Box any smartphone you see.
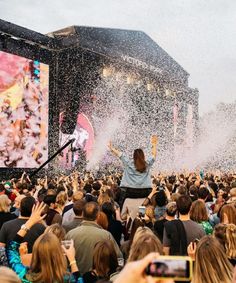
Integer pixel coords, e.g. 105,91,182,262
146,256,192,281
61,240,72,249
138,206,146,217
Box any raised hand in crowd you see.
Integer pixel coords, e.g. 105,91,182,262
18,202,46,238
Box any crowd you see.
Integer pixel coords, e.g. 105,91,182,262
0,136,235,283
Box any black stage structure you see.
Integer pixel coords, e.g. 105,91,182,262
0,19,199,176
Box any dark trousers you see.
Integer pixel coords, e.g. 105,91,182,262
119,187,152,210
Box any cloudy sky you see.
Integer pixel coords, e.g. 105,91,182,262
1,0,236,115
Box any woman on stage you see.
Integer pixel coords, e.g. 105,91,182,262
108,135,158,217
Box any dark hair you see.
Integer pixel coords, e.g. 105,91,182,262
102,202,115,220
133,149,146,173
43,195,56,206
20,196,36,217
198,187,209,200
93,182,101,191
84,183,92,194
83,202,99,221
177,185,187,195
47,182,56,190
38,188,47,198
67,189,73,198
176,195,192,215
73,199,86,216
189,185,198,201
155,190,168,207
0,184,5,192
168,175,176,184
208,181,218,196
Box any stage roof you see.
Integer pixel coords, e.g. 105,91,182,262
0,19,189,80
49,25,189,80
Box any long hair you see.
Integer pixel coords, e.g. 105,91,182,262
190,200,209,222
30,232,67,283
92,240,118,278
55,191,68,210
97,192,111,206
133,149,146,173
128,232,163,262
132,226,153,246
193,236,233,283
225,224,236,259
96,211,109,230
220,204,236,225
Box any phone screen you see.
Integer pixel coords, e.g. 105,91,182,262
138,206,146,217
146,257,192,281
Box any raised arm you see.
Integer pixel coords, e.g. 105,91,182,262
150,135,158,159
108,141,121,157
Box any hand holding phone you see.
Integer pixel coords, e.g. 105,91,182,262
146,256,192,281
61,239,76,262
61,240,73,249
138,206,146,217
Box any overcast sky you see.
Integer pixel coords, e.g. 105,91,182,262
1,0,236,115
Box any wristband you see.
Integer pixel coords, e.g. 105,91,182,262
70,260,77,266
20,224,30,232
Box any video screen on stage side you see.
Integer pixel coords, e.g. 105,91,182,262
0,50,49,168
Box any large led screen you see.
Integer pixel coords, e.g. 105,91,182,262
0,50,49,168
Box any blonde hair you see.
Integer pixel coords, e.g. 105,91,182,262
128,231,163,262
72,191,84,202
145,206,155,223
100,185,110,194
44,223,66,241
56,191,67,209
97,192,111,206
132,226,153,245
225,224,236,259
193,236,233,283
30,232,67,283
0,195,11,213
0,267,20,283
